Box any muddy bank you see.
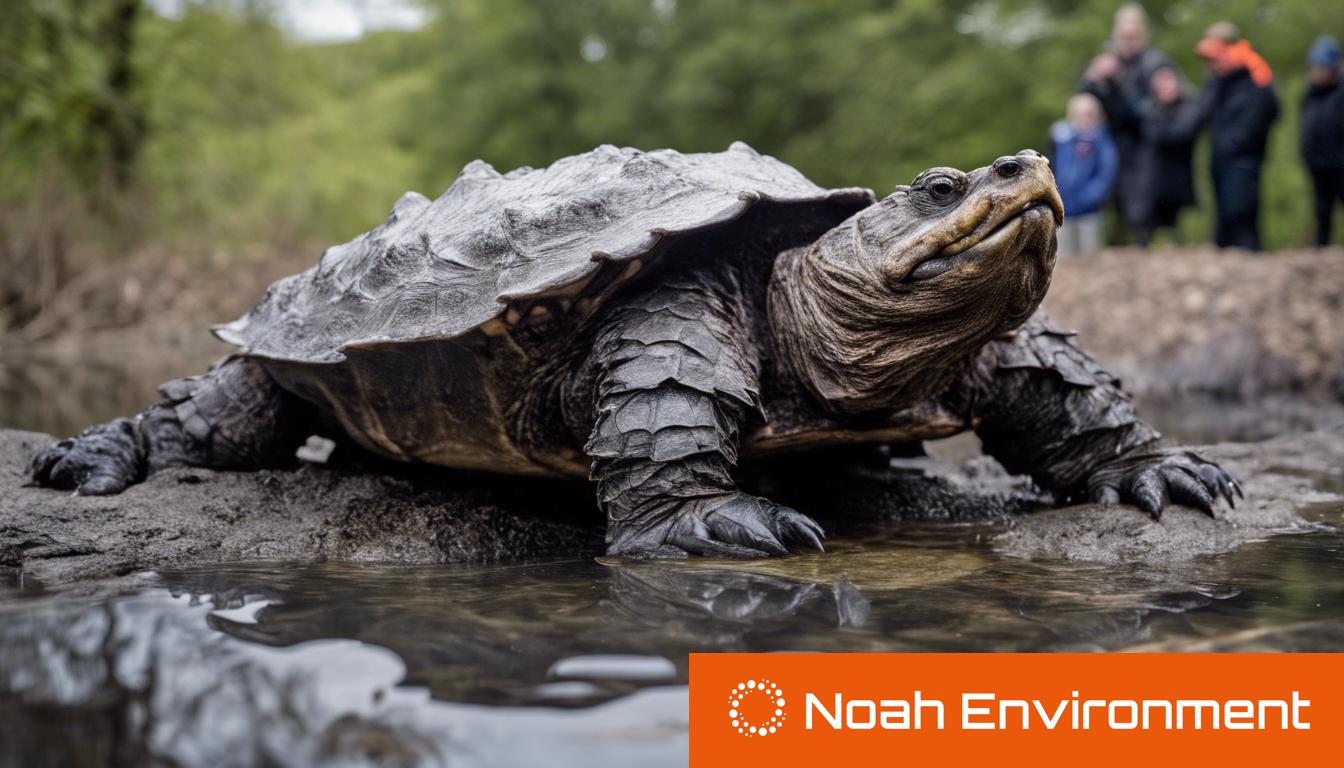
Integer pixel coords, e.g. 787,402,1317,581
1044,247,1344,398
4,426,1340,587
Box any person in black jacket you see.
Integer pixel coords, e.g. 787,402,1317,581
1302,36,1344,246
1196,23,1280,251
1078,4,1174,243
1135,66,1206,244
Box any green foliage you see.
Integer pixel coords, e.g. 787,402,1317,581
0,0,144,198
132,4,441,243
420,0,1343,248
3,0,1343,258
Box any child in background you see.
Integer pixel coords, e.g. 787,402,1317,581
1051,93,1119,255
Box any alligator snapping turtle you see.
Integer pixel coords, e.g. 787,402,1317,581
31,143,1239,558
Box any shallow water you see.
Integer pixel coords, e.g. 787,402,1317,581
3,501,1344,767
3,353,1344,765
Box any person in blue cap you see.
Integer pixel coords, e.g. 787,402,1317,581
1302,35,1344,246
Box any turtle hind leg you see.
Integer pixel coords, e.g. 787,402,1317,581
29,417,145,496
585,272,825,559
30,356,310,495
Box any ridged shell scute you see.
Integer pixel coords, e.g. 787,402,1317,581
214,142,874,363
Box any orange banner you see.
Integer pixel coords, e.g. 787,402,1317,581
690,653,1343,767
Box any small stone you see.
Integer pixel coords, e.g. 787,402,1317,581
296,435,337,464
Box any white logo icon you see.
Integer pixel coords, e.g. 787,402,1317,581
727,678,787,737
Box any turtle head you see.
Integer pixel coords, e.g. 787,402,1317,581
768,150,1064,413
872,150,1063,289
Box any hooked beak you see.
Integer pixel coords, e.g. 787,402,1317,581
904,152,1062,282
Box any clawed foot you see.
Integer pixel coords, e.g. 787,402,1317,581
1087,449,1242,520
29,418,145,496
607,492,825,559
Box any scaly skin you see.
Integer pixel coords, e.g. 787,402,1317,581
585,266,824,558
29,150,1240,558
948,315,1240,520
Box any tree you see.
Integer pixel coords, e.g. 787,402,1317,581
0,0,145,197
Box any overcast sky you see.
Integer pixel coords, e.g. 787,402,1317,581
148,0,431,42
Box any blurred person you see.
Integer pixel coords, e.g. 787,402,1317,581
1196,22,1280,251
1301,35,1344,246
1078,3,1175,242
1135,65,1207,244
1051,93,1119,256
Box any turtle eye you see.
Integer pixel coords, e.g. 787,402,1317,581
910,168,966,208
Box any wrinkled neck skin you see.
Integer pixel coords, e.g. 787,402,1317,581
767,211,1052,415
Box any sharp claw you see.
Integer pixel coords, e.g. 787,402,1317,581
1163,466,1215,517
785,518,825,552
1196,463,1220,488
1212,472,1240,508
706,515,787,555
800,514,826,541
1193,462,1241,509
776,509,826,552
805,528,825,552
1130,469,1167,520
707,499,790,556
611,494,819,560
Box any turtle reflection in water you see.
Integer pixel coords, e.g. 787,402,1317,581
31,143,1238,557
606,544,987,628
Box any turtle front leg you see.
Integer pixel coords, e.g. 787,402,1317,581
949,312,1240,519
585,275,825,559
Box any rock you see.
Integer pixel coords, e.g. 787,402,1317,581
3,426,1341,587
296,434,336,463
0,429,602,587
994,429,1344,563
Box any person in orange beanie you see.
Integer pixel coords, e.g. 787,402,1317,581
1195,22,1280,251
1196,22,1274,86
